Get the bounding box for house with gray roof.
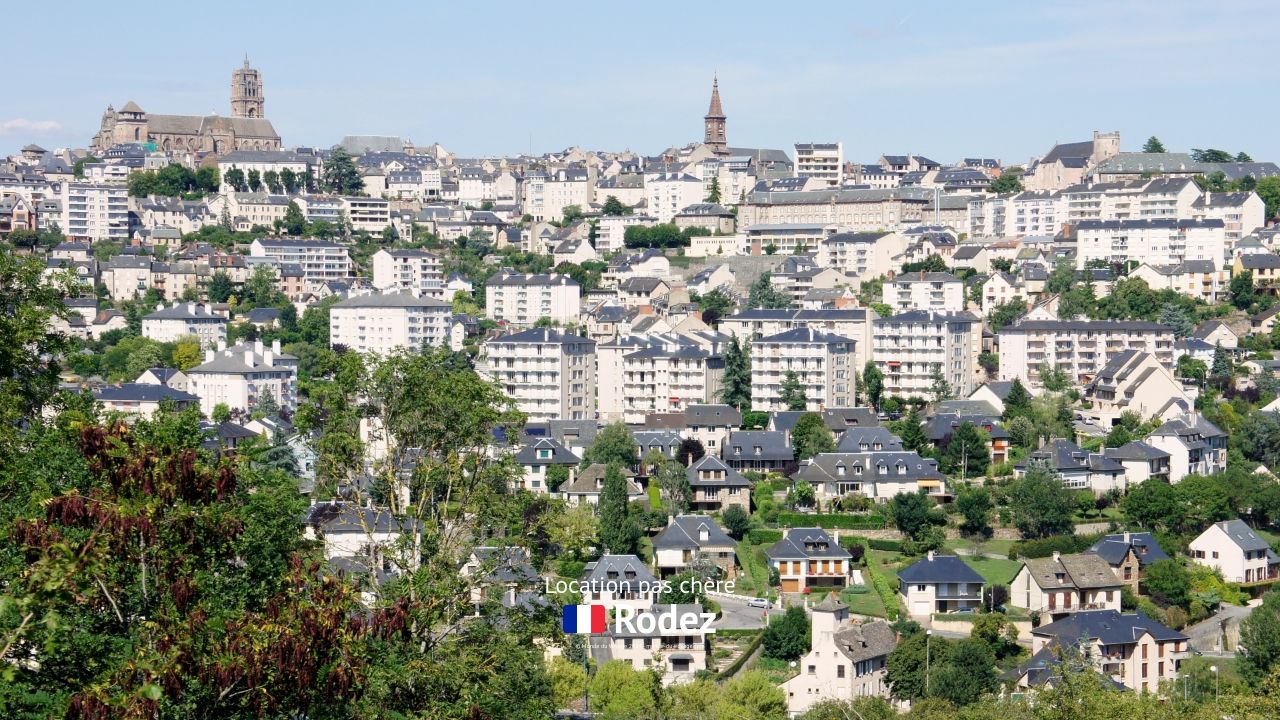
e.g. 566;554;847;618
721;430;794;474
794;450;946;504
581;554;660;612
898;551;984;615
686;456;751;513
1030;610;1188;693
1189;519;1280;585
513;438;579;494
1015;438;1126;496
1087;531;1170;589
93;383;200;419
835;427;903;453
782;597;896;713
591;602;710;680
303;500;420;580
651;515;737;578
1144;412;1227;482
1011;552;1123;618
558;464;644;507
459;546;545;614
765;528;852;593
1102;441;1171;488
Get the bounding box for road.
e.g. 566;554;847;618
713;594;784;630
1183;603;1254;654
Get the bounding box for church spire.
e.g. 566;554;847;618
706;75;724;118
703;75;727;155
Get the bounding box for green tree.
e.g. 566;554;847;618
897;405;928;453
1256;176;1280;219
584;421;637;467
1142;136;1167;153
655;459;692;513
548;501;599;560
223;167;247;192
705;176;722;203
928;366;953;403
601;195;630;216
886;631;950;700
747;272;793;309
1241;590;1280;686
988;297;1026;332
171;336;203;372
987;173;1023;194
1122;478;1180;530
280;167;299;193
263;169;282;193
1142;559;1191;609
322;147;364;194
1010;463;1075;538
547;656;587;709
930;638;998;706
211;402;231;424
247;168;262;191
1002;378;1033;421
722;504;750;539
695;288;734;326
763;606;811;660
940;422;989;478
713;670;788;720
1157;302;1193;338
956;487;993;538
719;336;752;409
889;491;932;540
588;661;660;720
283;200;307;235
1239;410;1280;469
787;478;817;509
792;412;835;461
599;463;641;554
779;370;808;411
1231;270;1257;310
241;264;282;308
1191;148;1235;163
1211;343;1233;378
1007;415;1038;449
862;361;884;410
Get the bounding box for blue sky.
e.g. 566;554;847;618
4;1;1276;164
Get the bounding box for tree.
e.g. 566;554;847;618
280;167;299;193
1231;270;1257;310
928;366;953;403
1142;136;1167;153
1003;378;1033;421
1211;343;1233;378
763;606;811;660
714;670;788;719
1191;148;1235;163
241;264;282;308
780;371;808;411
547;657;587;709
889;491;932;540
1240;590;1280;686
263;169;282;193
171;336;203;372
705;176;722;203
655;460;692;513
246;168;262;191
1122;478;1180;531
1010;463;1075;538
956;487;993;538
792;412;835;461
930;638;998;706
941;422;989;478
211;402;232;424
322;147;364;194
862;361;884;410
720;336;752;409
283;201;307;235
722;505;750;539
601;195;630;216
988;297;1026;333
1157;303;1193;338
223;167;247;192
788;479;817;509
561;205;584;225
987;174;1023;194
675;436;705;466
886;631;949;700
695;288;734;326
897;405;928;453
599;463;641;554
588;661;660;720
1142;559;1191;609
1008;416;1038;450
1256;176;1280;219
747;272;793;310
548;502;599;559
585;421;637;467
1239;410;1280;469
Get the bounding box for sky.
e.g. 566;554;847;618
4;0;1277;164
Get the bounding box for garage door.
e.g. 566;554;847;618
911;600;931;616
781;579;801;593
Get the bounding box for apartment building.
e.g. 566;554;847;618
872;311;979;399
737;187;944;233
968;190;1063;238
997;319;1175;389
187;339;298;416
522;168;590;223
1030;610;1188;694
249;238;353;284
370;248;444;298
595;214;657;254
817;231;910;280
216;150;315;193
1083;350;1189;428
1130;260;1230;303
329;292;451;354
1145;412;1228;482
886;272;965;313
794;142;844;187
61;182;128;240
480;328;596;422
141;302;227;348
1075;218;1227;270
618;338;725;424
343;195;392;233
484;270;581;326
750;328;855;411
645;172;704;223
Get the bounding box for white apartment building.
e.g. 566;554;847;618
750;328;855;411
998;319;1175;389
61;182;128;240
595;214;658;254
371;248;444;298
968;190;1063;238
141;302;227;348
817;231;909;280
619;337;725;424
872;311;979;399
794;142;844;187
343;195;392;233
329;292;451;355
249;238;353;284
480;328;596;422
292;194;343;226
885;272;965;313
187;339;298;416
485;270;581;326
522;168;590;223
1075;218;1227;270
738;187;953;234
597;332;724;422
645;172;705;223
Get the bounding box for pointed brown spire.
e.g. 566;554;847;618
706;75;725;118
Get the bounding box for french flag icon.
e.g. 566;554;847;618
562;604;607;634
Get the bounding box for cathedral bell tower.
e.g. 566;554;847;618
231;56;265;119
703;75;728;155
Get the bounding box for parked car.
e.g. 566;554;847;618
747;597;771;609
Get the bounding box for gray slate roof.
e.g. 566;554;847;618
651;515;736;551
765;528;852;560
898;554;983;584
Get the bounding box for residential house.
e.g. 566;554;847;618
93;383;200;419
651;515;737;579
684;404;742;454
1016;439;1126;495
925;414;1011;465
1030;610;1189;694
1102;441;1172;488
304;500;420;585
794;451;946;505
136;367;189;392
141;302;227;348
1144;412;1227;482
558;463;644;506
1189;519;1280;585
458;546;543;614
898;552;985;616
1234;253;1280;293
685;455;751;513
581;554;659;613
765;528;852;593
721;430;795;475
513;438;580;493
1084;350;1190;428
1087;532;1171;590
967;380;1018;415
593;603;709;683
782;596;896;714
1010;552;1124;617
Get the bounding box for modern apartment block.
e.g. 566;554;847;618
371;248;444;298
872;310;979;398
998;319;1175;389
885;272;965;313
141;302;227;348
1075;218;1226;270
187;339;298;416
750;328;855;411
794;142;844;187
481;328;596;422
328;292;451;354
618;338;726;424
61;182;128;240
485;270;581;326
249;237;353;284
817;231;909;280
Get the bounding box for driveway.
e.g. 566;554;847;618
1184;604;1254;654
713;594;784;630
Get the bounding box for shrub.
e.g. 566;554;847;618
558;559;586;579
748;528;783;545
868;538;904;553
1008;533;1102;560
775;512;887;530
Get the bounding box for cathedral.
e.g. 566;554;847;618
91;58;282;156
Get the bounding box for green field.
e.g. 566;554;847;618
962;555;1022;585
735;539;772;598
943;537;1016;558
839;586;887;617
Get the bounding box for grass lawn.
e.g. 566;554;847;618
840;586;887;617
666;253;696;268
736;540;772;598
755;656;794;685
944;536;1015;558
1073;505;1125;523
648;484;661;510
638;536;653;564
962;556;1022;585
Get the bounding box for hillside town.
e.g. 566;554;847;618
7;47;1280;720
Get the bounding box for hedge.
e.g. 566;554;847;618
850;537;899;620
867;538;903;553
1008;532;1104;560
748;528;783;545
775;512;888;530
714;630;764;681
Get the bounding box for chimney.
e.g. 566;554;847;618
263;350;275;367
1052;551;1061;562
187;302;196;315
156;303;164;311
926;550;935;562
255;339;264;354
244;351;254;367
1123;531;1131;544
204;350;214;363
832;530;840;543
272;339;281;353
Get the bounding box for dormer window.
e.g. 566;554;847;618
897;463;906;475
854;465;863;475
836;463;846;476
877;464;887;475
537;449;551;459
754;445;762;455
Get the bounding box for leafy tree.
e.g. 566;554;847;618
886;631;950;700
705;176;722;203
280;167;299;193
930;638;998;706
1039;363;1070;392
584;421;637;467
1142;559;1191;609
263;169;282;193
1009;463;1075;538
659;570;708;605
211;402;231;424
792;412;835;460
889;491;932;540
1122;478;1180;531
987;174;1023;194
655;460;692;513
1142;136;1167;153
747;272;793;310
247;168;262;191
1211;343;1233;378
901;255;949;274
780;370;808;410
549;502;599;559
601;195;631;216
1191;148;1235;163
547;657;587;709
722;505;750;539
283;200;307;235
171;336;203;371
1007;416;1038;449
928;366;953;403
1231;270;1257;310
223;167;247;192
714;670;788;719
675;436;706;466
1238;410;1280;469
862;361;884;409
588;661;660;720
987;297;1026;332
763;606;811;660
695;288;734;326
545;463;571;491
1241;590;1280;686
241;264;282;308
1176;354;1208;385
321;147;364;194
940;422;989;478
956;487;993;538
719;336;752;409
977;351;999;375
599;463;641;554
1257;176;1280;219
788;479;817;509
561;205;584;225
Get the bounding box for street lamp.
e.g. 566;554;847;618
925;629;933;696
1210;664;1219;703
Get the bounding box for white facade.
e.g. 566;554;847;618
1189;520;1280;584
645;172;705;223
997;319;1175;390
750;328;855;411
329;292;451;355
61;182;129;240
886;272;965;313
794;142;844;187
480;328;596;422
249;238;353;284
141;302;227;348
371;248;444;298
1076;218;1227;270
872;311;979;399
485;270;581;326
187;339;298;416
